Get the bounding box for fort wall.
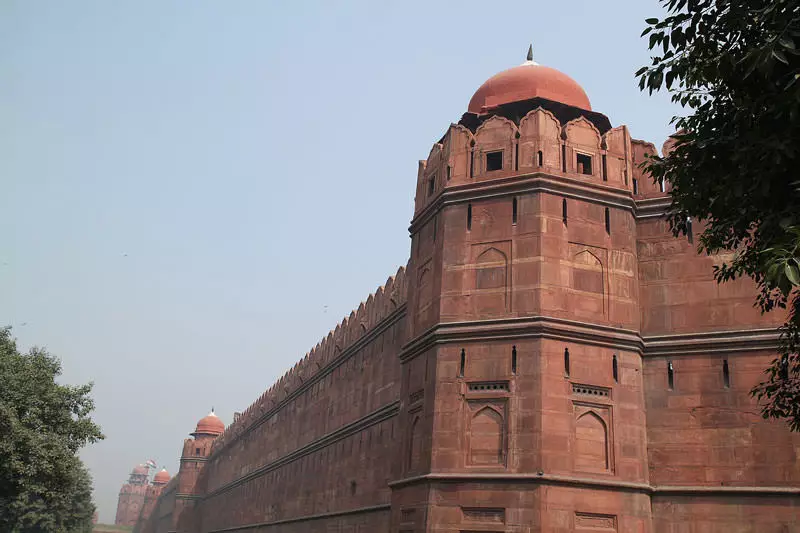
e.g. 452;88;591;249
197;268;409;532
127;55;800;532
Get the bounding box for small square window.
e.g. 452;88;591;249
577;153;592;175
486;151;503;172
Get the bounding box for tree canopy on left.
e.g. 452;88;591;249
0;327;104;533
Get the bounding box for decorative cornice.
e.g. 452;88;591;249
651;485;800;496
400;316;780;362
388;472;800;497
400;316;643;362
410;171;673;233
208;304;406;460
634;196;672;219
642;328;780;356
180;456;208;463
205;504;390;533
410;172;635;233
175;493;203;500
204;401;400;499
389;472;650;493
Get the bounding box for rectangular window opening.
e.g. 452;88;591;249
514;143;519;171
602;154;608;181
667;360;674;390
633;178;639;195
511;346;517;375
537;150;543;167
612;354;618;382
470;149;475;178
427;176;435;197
561;145;566;172
486;150;503;172
723;359;730;389
459;349;466;377
467;203;472;231
564;347;570;377
577;153;592;175
687;217;694;244
604;207;611;234
512;197;518;225
446;165;451;181
562;198;568;225
780;355;789;380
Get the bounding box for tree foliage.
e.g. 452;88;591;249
637;0;800;429
0;327;104;532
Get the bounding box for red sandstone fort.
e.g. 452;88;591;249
116;50;800;532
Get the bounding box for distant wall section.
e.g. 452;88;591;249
197;267;409;532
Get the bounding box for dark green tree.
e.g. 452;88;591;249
637;1;800;428
0;327;104;532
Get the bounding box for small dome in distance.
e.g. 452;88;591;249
192;409;225;437
132;464;148;476
153;468;170;484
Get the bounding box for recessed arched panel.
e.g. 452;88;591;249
572;249;604;295
569;246;607;319
475;247;508;290
518;107;562;172
574;411;609;472
469;406;504;465
408;416;422;472
416;265;434;330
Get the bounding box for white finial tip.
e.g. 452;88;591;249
523;43;539;65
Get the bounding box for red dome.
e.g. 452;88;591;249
153;469;170;484
193;411;224;436
468;61;591;114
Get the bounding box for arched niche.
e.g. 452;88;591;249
408;415;423;472
473;116;518;178
572;249;604;295
602;125;631;185
442;124;475;183
518;107;562;172
564;117;602;177
574;410;610;472
469;405;505;465
475;247;508;291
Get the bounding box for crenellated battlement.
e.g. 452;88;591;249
208;264;409;455
415;102;638;215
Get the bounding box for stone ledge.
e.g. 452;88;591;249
388;472;800;496
642;328;780;356
401;316;643;361
410;172;636;232
400;316;780;362
205;504;391;533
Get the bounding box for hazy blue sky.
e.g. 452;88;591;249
1;0;677;522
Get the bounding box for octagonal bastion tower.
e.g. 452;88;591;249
132;49;799;533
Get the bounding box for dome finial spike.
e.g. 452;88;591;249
527;44;533;62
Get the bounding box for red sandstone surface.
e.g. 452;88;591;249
119;53;800;533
